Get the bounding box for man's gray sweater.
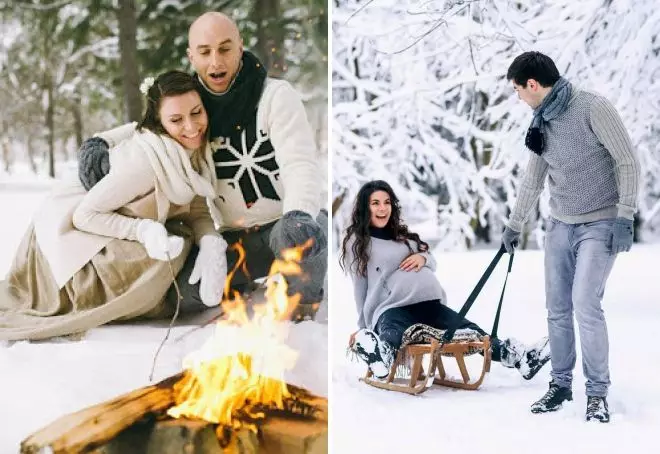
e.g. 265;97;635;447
508;88;640;232
346;236;446;330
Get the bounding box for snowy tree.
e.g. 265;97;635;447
0;1;119;176
333;0;660;249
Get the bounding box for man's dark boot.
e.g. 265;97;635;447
531;381;573;413
586;396;610;423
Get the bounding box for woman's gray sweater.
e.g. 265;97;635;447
346;236;447;330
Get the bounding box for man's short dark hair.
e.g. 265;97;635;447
506;51;560;88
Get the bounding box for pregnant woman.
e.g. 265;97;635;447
341;180;551;381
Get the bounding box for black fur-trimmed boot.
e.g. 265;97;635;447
352;329;394;379
493;336;551;380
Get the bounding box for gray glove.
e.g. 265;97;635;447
502;226;520;254
78;137;110;191
269;210;328;307
269;210;326;258
610;217;633;254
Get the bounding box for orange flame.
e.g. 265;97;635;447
167;238;314;433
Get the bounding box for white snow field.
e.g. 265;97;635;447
330;242;660;454
0;179;328;453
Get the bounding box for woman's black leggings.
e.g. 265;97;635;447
375;300;487;350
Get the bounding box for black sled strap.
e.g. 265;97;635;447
442;244;514;343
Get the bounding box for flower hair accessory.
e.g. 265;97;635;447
139;76;155;95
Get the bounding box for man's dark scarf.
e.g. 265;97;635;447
195;50;267;139
525;77;572;155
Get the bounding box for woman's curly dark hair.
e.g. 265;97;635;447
340;180;429;277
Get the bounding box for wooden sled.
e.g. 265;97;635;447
360;336;492;395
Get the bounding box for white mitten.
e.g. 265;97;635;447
188;235;228;307
136;219;184;261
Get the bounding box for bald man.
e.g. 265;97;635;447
187;12;242;94
77;12;327;321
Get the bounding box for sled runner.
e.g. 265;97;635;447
360;245;513;395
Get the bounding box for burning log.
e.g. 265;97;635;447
20;373;183;454
20;373;327;454
91;419;224;454
22;242;327;454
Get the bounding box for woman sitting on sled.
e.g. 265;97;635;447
340;180;551;380
0;70;225;342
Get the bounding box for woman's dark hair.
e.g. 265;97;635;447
340;180;429;277
506;51;560;88
137;70;202;135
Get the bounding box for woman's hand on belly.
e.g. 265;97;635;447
349;331;357;347
399;253;426;272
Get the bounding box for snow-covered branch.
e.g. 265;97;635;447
333;0;660;248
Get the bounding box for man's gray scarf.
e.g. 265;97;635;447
525;77;572;155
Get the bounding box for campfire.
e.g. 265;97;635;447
168;240;311;437
20;241;327;454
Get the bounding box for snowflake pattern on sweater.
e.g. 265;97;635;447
210;115;281;208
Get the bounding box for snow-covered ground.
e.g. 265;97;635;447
330;242;660;454
0;179;328;452
3;174;659;454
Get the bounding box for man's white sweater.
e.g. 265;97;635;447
207;78;322;231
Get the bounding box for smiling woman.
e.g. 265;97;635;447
340;180;551;382
0;70;226;342
138;71;209;152
368;190;392;229
153;91;207;150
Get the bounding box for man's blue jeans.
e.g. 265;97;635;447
545;218;617;397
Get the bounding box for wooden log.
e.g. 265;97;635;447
20;373;327;454
94;391;327;454
260;415;327;454
260;384;327;454
90;419;223;454
21;373;183;454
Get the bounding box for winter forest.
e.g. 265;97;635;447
332;0;660;251
0;0;328;179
